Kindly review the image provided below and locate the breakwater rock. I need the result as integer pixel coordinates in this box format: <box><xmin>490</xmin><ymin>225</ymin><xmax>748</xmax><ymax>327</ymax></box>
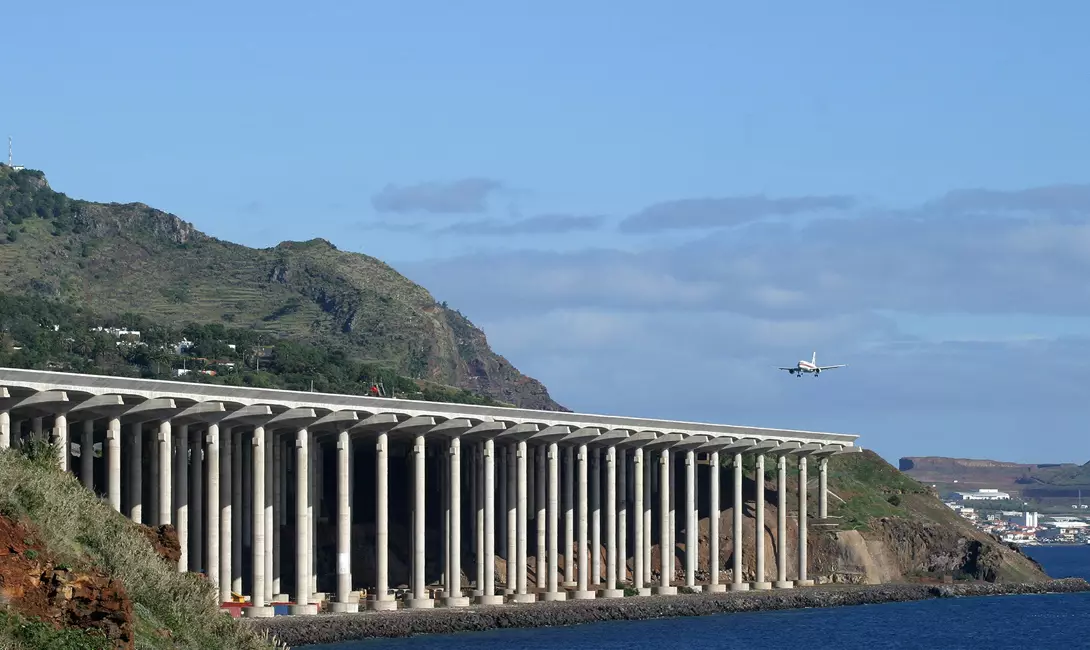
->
<box><xmin>246</xmin><ymin>579</ymin><xmax>1090</xmax><ymax>647</ymax></box>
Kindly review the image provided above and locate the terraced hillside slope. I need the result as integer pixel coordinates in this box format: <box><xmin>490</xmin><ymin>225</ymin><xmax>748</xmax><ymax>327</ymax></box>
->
<box><xmin>901</xmin><ymin>456</ymin><xmax>1090</xmax><ymax>506</ymax></box>
<box><xmin>0</xmin><ymin>167</ymin><xmax>563</xmax><ymax>410</ymax></box>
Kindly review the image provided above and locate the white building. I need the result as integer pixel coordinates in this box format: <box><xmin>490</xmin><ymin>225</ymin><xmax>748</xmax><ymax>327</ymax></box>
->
<box><xmin>955</xmin><ymin>488</ymin><xmax>1010</xmax><ymax>501</ymax></box>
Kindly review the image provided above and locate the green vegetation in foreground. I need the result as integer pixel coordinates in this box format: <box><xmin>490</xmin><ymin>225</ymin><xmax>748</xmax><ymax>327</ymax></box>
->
<box><xmin>0</xmin><ymin>293</ymin><xmax>506</xmax><ymax>407</ymax></box>
<box><xmin>825</xmin><ymin>450</ymin><xmax>934</xmax><ymax>530</ymax></box>
<box><xmin>0</xmin><ymin>445</ymin><xmax>281</xmax><ymax>650</ymax></box>
<box><xmin>0</xmin><ymin>609</ymin><xmax>110</xmax><ymax>650</ymax></box>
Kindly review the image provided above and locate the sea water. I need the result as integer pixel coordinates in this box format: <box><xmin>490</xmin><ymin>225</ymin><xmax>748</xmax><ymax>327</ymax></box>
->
<box><xmin>300</xmin><ymin>545</ymin><xmax>1090</xmax><ymax>649</ymax></box>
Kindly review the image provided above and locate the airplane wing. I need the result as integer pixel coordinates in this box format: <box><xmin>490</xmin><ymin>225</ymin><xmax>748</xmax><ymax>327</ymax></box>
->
<box><xmin>816</xmin><ymin>364</ymin><xmax>846</xmax><ymax>370</ymax></box>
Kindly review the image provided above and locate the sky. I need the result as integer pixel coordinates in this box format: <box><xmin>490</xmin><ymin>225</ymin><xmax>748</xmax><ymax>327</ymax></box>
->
<box><xmin>4</xmin><ymin>1</ymin><xmax>1090</xmax><ymax>464</ymax></box>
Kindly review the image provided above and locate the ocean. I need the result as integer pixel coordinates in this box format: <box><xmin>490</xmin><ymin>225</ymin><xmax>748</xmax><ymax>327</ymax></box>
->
<box><xmin>299</xmin><ymin>545</ymin><xmax>1090</xmax><ymax>649</ymax></box>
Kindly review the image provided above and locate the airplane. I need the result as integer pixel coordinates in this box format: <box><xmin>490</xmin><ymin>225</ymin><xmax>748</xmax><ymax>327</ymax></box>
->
<box><xmin>778</xmin><ymin>352</ymin><xmax>846</xmax><ymax>377</ymax></box>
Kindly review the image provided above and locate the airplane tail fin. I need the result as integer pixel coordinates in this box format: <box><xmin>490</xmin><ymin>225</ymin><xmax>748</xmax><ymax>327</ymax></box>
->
<box><xmin>812</xmin><ymin>351</ymin><xmax>817</xmax><ymax>366</ymax></box>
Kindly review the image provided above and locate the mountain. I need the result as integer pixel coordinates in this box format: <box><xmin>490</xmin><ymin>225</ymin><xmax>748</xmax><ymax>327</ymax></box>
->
<box><xmin>0</xmin><ymin>166</ymin><xmax>565</xmax><ymax>410</ymax></box>
<box><xmin>900</xmin><ymin>455</ymin><xmax>1090</xmax><ymax>506</ymax></box>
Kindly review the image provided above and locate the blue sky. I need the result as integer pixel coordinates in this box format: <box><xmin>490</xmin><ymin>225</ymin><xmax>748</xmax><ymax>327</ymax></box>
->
<box><xmin>5</xmin><ymin>1</ymin><xmax>1090</xmax><ymax>464</ymax></box>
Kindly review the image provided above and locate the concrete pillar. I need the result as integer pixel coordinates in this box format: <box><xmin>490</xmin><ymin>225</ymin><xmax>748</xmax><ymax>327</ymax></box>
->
<box><xmin>497</xmin><ymin>441</ymin><xmax>507</xmax><ymax>579</ymax></box>
<box><xmin>730</xmin><ymin>452</ymin><xmax>748</xmax><ymax>591</ymax></box>
<box><xmin>753</xmin><ymin>454</ymin><xmax>771</xmax><ymax>589</ymax></box>
<box><xmin>220</xmin><ymin>427</ymin><xmax>232</xmax><ymax>603</ymax></box>
<box><xmin>129</xmin><ymin>424</ymin><xmax>142</xmax><ymax>524</ymax></box>
<box><xmin>271</xmin><ymin>435</ymin><xmax>282</xmax><ymax>600</ymax></box>
<box><xmin>797</xmin><ymin>456</ymin><xmax>811</xmax><ymax>586</ymax></box>
<box><xmin>543</xmin><ymin>441</ymin><xmax>563</xmax><ymax>601</ymax></box>
<box><xmin>290</xmin><ymin>428</ymin><xmax>314</xmax><ymax>614</ymax></box>
<box><xmin>309</xmin><ymin>440</ymin><xmax>318</xmax><ymax>596</ymax></box>
<box><xmin>445</xmin><ymin>436</ymin><xmax>470</xmax><ymax>607</ymax></box>
<box><xmin>332</xmin><ymin>428</ymin><xmax>356</xmax><ymax>612</ymax></box>
<box><xmin>654</xmin><ymin>450</ymin><xmax>676</xmax><ymax>594</ymax></box>
<box><xmin>155</xmin><ymin>420</ymin><xmax>171</xmax><ymax>526</ymax></box>
<box><xmin>0</xmin><ymin>411</ymin><xmax>8</xmax><ymax>449</ymax></box>
<box><xmin>506</xmin><ymin>445</ymin><xmax>517</xmax><ymax>593</ymax></box>
<box><xmin>409</xmin><ymin>433</ymin><xmax>432</xmax><ymax>608</ymax></box>
<box><xmin>53</xmin><ymin>414</ymin><xmax>68</xmax><ymax>472</ymax></box>
<box><xmin>706</xmin><ymin>451</ymin><xmax>724</xmax><ymax>592</ymax></box>
<box><xmin>150</xmin><ymin>432</ymin><xmax>160</xmax><ymax>524</ymax></box>
<box><xmin>231</xmin><ymin>432</ymin><xmax>243</xmax><ymax>596</ymax></box>
<box><xmin>441</xmin><ymin>449</ymin><xmax>449</xmax><ymax>593</ymax></box>
<box><xmin>372</xmin><ymin>432</ymin><xmax>395</xmax><ymax>610</ymax></box>
<box><xmin>590</xmin><ymin>447</ymin><xmax>600</xmax><ymax>586</ymax></box>
<box><xmin>514</xmin><ymin>440</ymin><xmax>532</xmax><ymax>602</ymax></box>
<box><xmin>262</xmin><ymin>431</ymin><xmax>273</xmax><ymax>604</ymax></box>
<box><xmin>603</xmin><ymin>445</ymin><xmax>622</xmax><ymax>597</ymax></box>
<box><xmin>472</xmin><ymin>447</ymin><xmax>483</xmax><ymax>596</ymax></box>
<box><xmin>206</xmin><ymin>425</ymin><xmax>220</xmax><ymax>589</ymax></box>
<box><xmin>107</xmin><ymin>418</ymin><xmax>121</xmax><ymax>512</ymax></box>
<box><xmin>535</xmin><ymin>446</ymin><xmax>546</xmax><ymax>591</ymax></box>
<box><xmin>574</xmin><ymin>443</ymin><xmax>593</xmax><ymax>599</ymax></box>
<box><xmin>774</xmin><ymin>454</ymin><xmax>791</xmax><ymax>588</ymax></box>
<box><xmin>819</xmin><ymin>457</ymin><xmax>828</xmax><ymax>519</ymax></box>
<box><xmin>81</xmin><ymin>420</ymin><xmax>94</xmax><ymax>492</ymax></box>
<box><xmin>668</xmin><ymin>455</ymin><xmax>676</xmax><ymax>577</ymax></box>
<box><xmin>32</xmin><ymin>417</ymin><xmax>43</xmax><ymax>440</ymax></box>
<box><xmin>685</xmin><ymin>449</ymin><xmax>696</xmax><ymax>588</ymax></box>
<box><xmin>175</xmin><ymin>425</ymin><xmax>189</xmax><ymax>572</ymax></box>
<box><xmin>477</xmin><ymin>437</ymin><xmax>502</xmax><ymax>605</ymax></box>
<box><xmin>633</xmin><ymin>447</ymin><xmax>647</xmax><ymax>595</ymax></box>
<box><xmin>643</xmin><ymin>456</ymin><xmax>652</xmax><ymax>588</ymax></box>
<box><xmin>563</xmin><ymin>446</ymin><xmax>574</xmax><ymax>587</ymax></box>
<box><xmin>617</xmin><ymin>448</ymin><xmax>627</xmax><ymax>587</ymax></box>
<box><xmin>244</xmin><ymin>426</ymin><xmax>272</xmax><ymax>618</ymax></box>
<box><xmin>191</xmin><ymin>428</ymin><xmax>203</xmax><ymax>574</ymax></box>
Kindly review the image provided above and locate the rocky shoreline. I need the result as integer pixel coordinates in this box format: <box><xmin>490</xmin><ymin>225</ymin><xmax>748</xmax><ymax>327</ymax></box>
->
<box><xmin>246</xmin><ymin>579</ymin><xmax>1090</xmax><ymax>648</ymax></box>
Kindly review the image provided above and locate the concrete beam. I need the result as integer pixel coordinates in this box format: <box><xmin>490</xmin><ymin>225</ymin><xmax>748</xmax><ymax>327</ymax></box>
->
<box><xmin>588</xmin><ymin>428</ymin><xmax>630</xmax><ymax>447</ymax></box>
<box><xmin>615</xmin><ymin>430</ymin><xmax>659</xmax><ymax>449</ymax></box>
<box><xmin>811</xmin><ymin>444</ymin><xmax>845</xmax><ymax>458</ymax></box>
<box><xmin>528</xmin><ymin>425</ymin><xmax>572</xmax><ymax>444</ymax></box>
<box><xmin>11</xmin><ymin>390</ymin><xmax>71</xmax><ymax>416</ymax></box>
<box><xmin>494</xmin><ymin>422</ymin><xmax>541</xmax><ymax>443</ymax></box>
<box><xmin>719</xmin><ymin>437</ymin><xmax>760</xmax><ymax>453</ymax></box>
<box><xmin>120</xmin><ymin>398</ymin><xmax>179</xmax><ymax>423</ymax></box>
<box><xmin>172</xmin><ymin>401</ymin><xmax>229</xmax><ymax>425</ymax></box>
<box><xmin>749</xmin><ymin>439</ymin><xmax>782</xmax><ymax>453</ymax></box>
<box><xmin>830</xmin><ymin>446</ymin><xmax>863</xmax><ymax>456</ymax></box>
<box><xmin>221</xmin><ymin>404</ymin><xmax>276</xmax><ymax>426</ymax></box>
<box><xmin>671</xmin><ymin>434</ymin><xmax>711</xmax><ymax>451</ymax></box>
<box><xmin>768</xmin><ymin>441</ymin><xmax>802</xmax><ymax>455</ymax></box>
<box><xmin>460</xmin><ymin>420</ymin><xmax>509</xmax><ymax>441</ymax></box>
<box><xmin>696</xmin><ymin>435</ymin><xmax>738</xmax><ymax>452</ymax></box>
<box><xmin>428</xmin><ymin>418</ymin><xmax>477</xmax><ymax>438</ymax></box>
<box><xmin>310</xmin><ymin>409</ymin><xmax>361</xmax><ymax>433</ymax></box>
<box><xmin>66</xmin><ymin>394</ymin><xmax>126</xmax><ymax>418</ymax></box>
<box><xmin>266</xmin><ymin>407</ymin><xmax>321</xmax><ymax>431</ymax></box>
<box><xmin>562</xmin><ymin>426</ymin><xmax>603</xmax><ymax>445</ymax></box>
<box><xmin>789</xmin><ymin>442</ymin><xmax>823</xmax><ymax>456</ymax></box>
<box><xmin>388</xmin><ymin>415</ymin><xmax>438</xmax><ymax>438</ymax></box>
<box><xmin>642</xmin><ymin>432</ymin><xmax>684</xmax><ymax>451</ymax></box>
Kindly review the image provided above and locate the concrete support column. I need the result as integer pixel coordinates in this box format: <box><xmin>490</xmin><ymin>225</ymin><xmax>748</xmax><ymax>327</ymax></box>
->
<box><xmin>206</xmin><ymin>425</ymin><xmax>220</xmax><ymax>589</ymax></box>
<box><xmin>106</xmin><ymin>418</ymin><xmax>121</xmax><ymax>512</ymax></box>
<box><xmin>633</xmin><ymin>447</ymin><xmax>647</xmax><ymax>595</ymax></box>
<box><xmin>497</xmin><ymin>443</ymin><xmax>507</xmax><ymax>578</ymax></box>
<box><xmin>590</xmin><ymin>448</ymin><xmax>600</xmax><ymax>586</ymax></box>
<box><xmin>262</xmin><ymin>431</ymin><xmax>273</xmax><ymax>604</ymax></box>
<box><xmin>445</xmin><ymin>437</ymin><xmax>470</xmax><ymax>607</ymax></box>
<box><xmin>684</xmin><ymin>449</ymin><xmax>696</xmax><ymax>588</ymax></box>
<box><xmin>32</xmin><ymin>417</ymin><xmax>43</xmax><ymax>441</ymax></box>
<box><xmin>543</xmin><ymin>441</ymin><xmax>563</xmax><ymax>601</ymax></box>
<box><xmin>602</xmin><ymin>446</ymin><xmax>622</xmax><ymax>597</ymax></box>
<box><xmin>563</xmin><ymin>446</ymin><xmax>574</xmax><ymax>587</ymax></box>
<box><xmin>81</xmin><ymin>420</ymin><xmax>94</xmax><ymax>492</ymax></box>
<box><xmin>535</xmin><ymin>446</ymin><xmax>546</xmax><ymax>591</ymax></box>
<box><xmin>309</xmin><ymin>441</ymin><xmax>318</xmax><ymax>596</ymax></box>
<box><xmin>332</xmin><ymin>428</ymin><xmax>356</xmax><ymax>612</ymax></box>
<box><xmin>819</xmin><ymin>457</ymin><xmax>828</xmax><ymax>519</ymax></box>
<box><xmin>372</xmin><ymin>432</ymin><xmax>395</xmax><ymax>610</ymax></box>
<box><xmin>191</xmin><ymin>428</ymin><xmax>204</xmax><ymax>574</ymax></box>
<box><xmin>129</xmin><ymin>424</ymin><xmax>142</xmax><ymax>524</ymax></box>
<box><xmin>0</xmin><ymin>411</ymin><xmax>8</xmax><ymax>449</ymax></box>
<box><xmin>753</xmin><ymin>454</ymin><xmax>771</xmax><ymax>589</ymax></box>
<box><xmin>797</xmin><ymin>456</ymin><xmax>812</xmax><ymax>586</ymax></box>
<box><xmin>643</xmin><ymin>456</ymin><xmax>652</xmax><ymax>588</ymax></box>
<box><xmin>573</xmin><ymin>443</ymin><xmax>593</xmax><ymax>600</ymax></box>
<box><xmin>706</xmin><ymin>451</ymin><xmax>724</xmax><ymax>592</ymax></box>
<box><xmin>175</xmin><ymin>425</ymin><xmax>189</xmax><ymax>572</ymax></box>
<box><xmin>271</xmin><ymin>437</ymin><xmax>283</xmax><ymax>601</ymax></box>
<box><xmin>506</xmin><ymin>445</ymin><xmax>517</xmax><ymax>593</ymax></box>
<box><xmin>291</xmin><ymin>428</ymin><xmax>314</xmax><ymax>615</ymax></box>
<box><xmin>774</xmin><ymin>455</ymin><xmax>791</xmax><ymax>588</ymax></box>
<box><xmin>654</xmin><ymin>450</ymin><xmax>676</xmax><ymax>594</ymax></box>
<box><xmin>514</xmin><ymin>440</ymin><xmax>531</xmax><ymax>602</ymax></box>
<box><xmin>53</xmin><ymin>414</ymin><xmax>68</xmax><ymax>472</ymax></box>
<box><xmin>617</xmin><ymin>448</ymin><xmax>627</xmax><ymax>587</ymax></box>
<box><xmin>473</xmin><ymin>447</ymin><xmax>483</xmax><ymax>597</ymax></box>
<box><xmin>244</xmin><ymin>427</ymin><xmax>272</xmax><ymax>618</ymax></box>
<box><xmin>409</xmin><ymin>434</ymin><xmax>432</xmax><ymax>609</ymax></box>
<box><xmin>155</xmin><ymin>420</ymin><xmax>171</xmax><ymax>524</ymax></box>
<box><xmin>231</xmin><ymin>433</ymin><xmax>243</xmax><ymax>596</ymax></box>
<box><xmin>220</xmin><ymin>427</ymin><xmax>232</xmax><ymax>603</ymax></box>
<box><xmin>730</xmin><ymin>452</ymin><xmax>749</xmax><ymax>591</ymax></box>
<box><xmin>150</xmin><ymin>434</ymin><xmax>160</xmax><ymax>524</ymax></box>
<box><xmin>476</xmin><ymin>438</ymin><xmax>502</xmax><ymax>605</ymax></box>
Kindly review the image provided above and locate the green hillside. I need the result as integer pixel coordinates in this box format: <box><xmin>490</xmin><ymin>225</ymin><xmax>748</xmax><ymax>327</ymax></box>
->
<box><xmin>0</xmin><ymin>166</ymin><xmax>564</xmax><ymax>411</ymax></box>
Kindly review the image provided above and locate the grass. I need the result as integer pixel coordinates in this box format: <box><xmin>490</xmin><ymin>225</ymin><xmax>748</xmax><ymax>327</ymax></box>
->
<box><xmin>825</xmin><ymin>450</ymin><xmax>933</xmax><ymax>531</ymax></box>
<box><xmin>0</xmin><ymin>610</ymin><xmax>111</xmax><ymax>650</ymax></box>
<box><xmin>0</xmin><ymin>447</ymin><xmax>283</xmax><ymax>650</ymax></box>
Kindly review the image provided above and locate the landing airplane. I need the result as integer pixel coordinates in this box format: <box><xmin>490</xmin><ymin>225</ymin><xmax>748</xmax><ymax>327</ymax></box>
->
<box><xmin>779</xmin><ymin>352</ymin><xmax>846</xmax><ymax>377</ymax></box>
